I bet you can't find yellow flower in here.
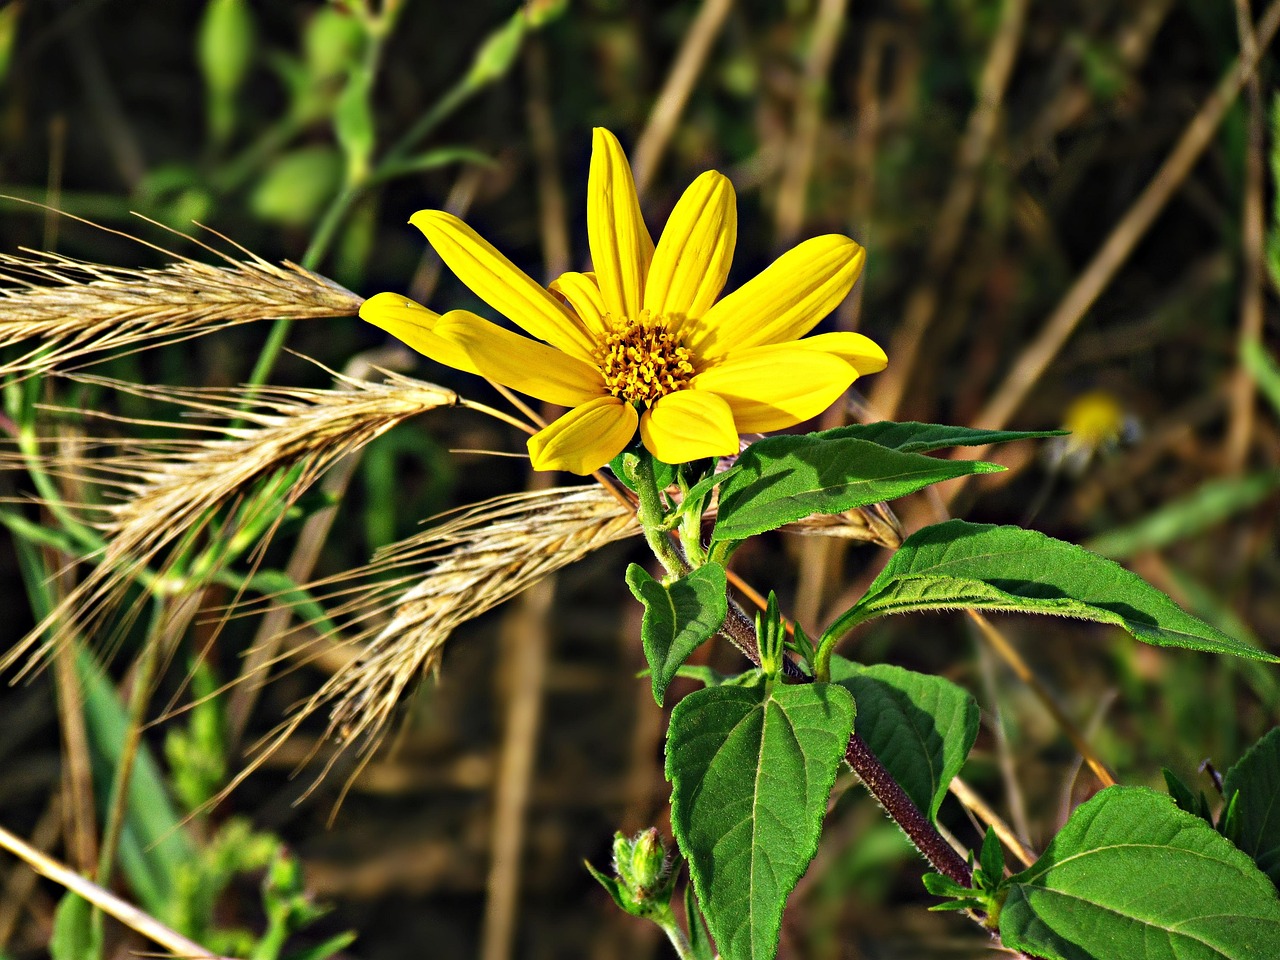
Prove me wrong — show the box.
[360,128,887,474]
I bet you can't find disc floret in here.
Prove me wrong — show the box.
[597,310,695,406]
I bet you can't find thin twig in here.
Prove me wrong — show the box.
[0,821,226,959]
[948,777,1036,869]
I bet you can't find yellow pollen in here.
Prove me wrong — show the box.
[596,310,695,406]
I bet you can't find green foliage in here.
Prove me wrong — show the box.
[830,520,1275,661]
[828,657,979,821]
[626,562,728,705]
[586,829,678,921]
[249,147,344,228]
[923,827,1005,918]
[198,0,257,145]
[999,787,1280,959]
[1221,728,1280,886]
[1084,471,1280,559]
[814,421,1067,453]
[1162,768,1216,827]
[713,436,1003,541]
[667,680,855,960]
[1243,340,1280,416]
[50,895,101,960]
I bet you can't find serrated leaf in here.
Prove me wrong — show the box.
[1222,727,1280,885]
[815,421,1067,453]
[626,563,728,705]
[845,521,1275,662]
[667,682,855,960]
[1000,786,1280,959]
[828,657,978,820]
[713,437,1003,542]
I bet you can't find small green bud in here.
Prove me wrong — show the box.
[612,828,673,904]
[464,11,525,88]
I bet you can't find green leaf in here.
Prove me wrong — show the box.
[842,520,1276,662]
[815,421,1067,453]
[1162,768,1214,826]
[713,437,1003,542]
[250,147,342,228]
[667,681,855,960]
[1000,786,1280,959]
[1084,471,1280,559]
[1242,340,1280,417]
[609,450,677,493]
[828,657,978,821]
[1222,727,1280,885]
[626,563,728,706]
[50,893,100,960]
[685,882,716,960]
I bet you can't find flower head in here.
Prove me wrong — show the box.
[360,128,886,474]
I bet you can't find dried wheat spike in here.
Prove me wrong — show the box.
[254,480,899,778]
[2,371,458,676]
[0,250,362,378]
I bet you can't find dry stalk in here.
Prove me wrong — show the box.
[0,250,362,379]
[2,372,458,676]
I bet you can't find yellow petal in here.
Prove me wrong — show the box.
[644,170,736,330]
[689,235,866,360]
[359,292,478,374]
[790,331,888,375]
[549,271,607,338]
[432,310,603,407]
[410,210,597,361]
[527,395,639,474]
[639,390,739,464]
[588,128,653,321]
[692,346,856,433]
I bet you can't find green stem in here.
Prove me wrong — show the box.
[92,594,167,944]
[633,453,690,579]
[814,606,868,682]
[656,910,696,960]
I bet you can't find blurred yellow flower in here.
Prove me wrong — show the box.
[361,128,886,474]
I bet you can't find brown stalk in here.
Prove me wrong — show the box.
[1226,0,1266,473]
[630,0,736,198]
[867,0,1030,421]
[479,45,574,960]
[948,777,1036,870]
[774,0,850,247]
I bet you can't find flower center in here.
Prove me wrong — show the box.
[596,310,695,406]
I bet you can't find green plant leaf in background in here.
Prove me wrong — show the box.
[1221,727,1280,886]
[49,894,101,960]
[833,520,1276,662]
[667,681,855,960]
[1242,340,1280,418]
[814,421,1067,454]
[626,562,728,706]
[713,437,1003,542]
[250,146,343,228]
[1084,470,1280,559]
[197,0,256,146]
[1000,786,1280,959]
[829,657,978,821]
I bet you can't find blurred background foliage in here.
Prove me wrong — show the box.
[0,0,1278,958]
